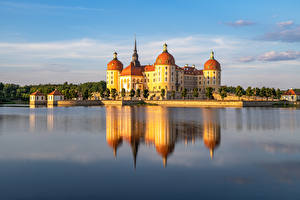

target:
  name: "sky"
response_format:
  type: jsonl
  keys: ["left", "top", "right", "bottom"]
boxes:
{"left": 0, "top": 0, "right": 299, "bottom": 88}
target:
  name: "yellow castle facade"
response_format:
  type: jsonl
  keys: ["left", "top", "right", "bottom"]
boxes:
{"left": 106, "top": 40, "right": 221, "bottom": 99}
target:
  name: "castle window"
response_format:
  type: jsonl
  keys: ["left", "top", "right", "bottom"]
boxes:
{"left": 159, "top": 86, "right": 161, "bottom": 89}
{"left": 165, "top": 77, "right": 167, "bottom": 82}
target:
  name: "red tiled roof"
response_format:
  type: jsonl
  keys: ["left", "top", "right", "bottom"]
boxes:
{"left": 204, "top": 59, "right": 221, "bottom": 71}
{"left": 48, "top": 89, "right": 63, "bottom": 95}
{"left": 120, "top": 62, "right": 144, "bottom": 76}
{"left": 155, "top": 51, "right": 175, "bottom": 65}
{"left": 107, "top": 58, "right": 123, "bottom": 71}
{"left": 144, "top": 64, "right": 155, "bottom": 72}
{"left": 30, "top": 90, "right": 44, "bottom": 96}
{"left": 183, "top": 66, "right": 203, "bottom": 75}
{"left": 283, "top": 89, "right": 300, "bottom": 95}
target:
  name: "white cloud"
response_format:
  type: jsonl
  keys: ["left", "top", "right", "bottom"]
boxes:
{"left": 261, "top": 25, "right": 300, "bottom": 42}
{"left": 277, "top": 20, "right": 294, "bottom": 27}
{"left": 258, "top": 50, "right": 300, "bottom": 61}
{"left": 0, "top": 35, "right": 300, "bottom": 88}
{"left": 225, "top": 20, "right": 255, "bottom": 27}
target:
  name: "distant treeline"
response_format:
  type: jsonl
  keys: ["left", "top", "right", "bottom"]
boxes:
{"left": 213, "top": 86, "right": 283, "bottom": 100}
{"left": 0, "top": 81, "right": 106, "bottom": 103}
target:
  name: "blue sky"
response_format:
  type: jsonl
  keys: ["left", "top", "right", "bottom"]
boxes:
{"left": 0, "top": 0, "right": 300, "bottom": 88}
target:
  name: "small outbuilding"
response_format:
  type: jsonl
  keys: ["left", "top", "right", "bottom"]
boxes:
{"left": 47, "top": 89, "right": 64, "bottom": 105}
{"left": 30, "top": 90, "right": 46, "bottom": 105}
{"left": 281, "top": 89, "right": 300, "bottom": 101}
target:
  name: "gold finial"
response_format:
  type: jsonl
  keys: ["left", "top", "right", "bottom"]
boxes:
{"left": 210, "top": 51, "right": 214, "bottom": 59}
{"left": 163, "top": 43, "right": 168, "bottom": 52}
{"left": 113, "top": 52, "right": 117, "bottom": 59}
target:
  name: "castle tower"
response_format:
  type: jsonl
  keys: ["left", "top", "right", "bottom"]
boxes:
{"left": 107, "top": 52, "right": 123, "bottom": 91}
{"left": 203, "top": 51, "right": 221, "bottom": 90}
{"left": 202, "top": 109, "right": 221, "bottom": 159}
{"left": 153, "top": 43, "right": 178, "bottom": 93}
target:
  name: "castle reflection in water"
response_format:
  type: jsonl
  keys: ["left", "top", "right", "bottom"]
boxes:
{"left": 106, "top": 106, "right": 220, "bottom": 168}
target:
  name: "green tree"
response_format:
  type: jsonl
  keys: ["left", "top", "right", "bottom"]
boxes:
{"left": 83, "top": 89, "right": 89, "bottom": 100}
{"left": 143, "top": 89, "right": 149, "bottom": 99}
{"left": 235, "top": 85, "right": 244, "bottom": 99}
{"left": 105, "top": 88, "right": 110, "bottom": 98}
{"left": 111, "top": 88, "right": 117, "bottom": 100}
{"left": 69, "top": 89, "right": 78, "bottom": 99}
{"left": 205, "top": 87, "right": 213, "bottom": 99}
{"left": 171, "top": 90, "right": 176, "bottom": 99}
{"left": 100, "top": 89, "right": 105, "bottom": 98}
{"left": 265, "top": 88, "right": 272, "bottom": 100}
{"left": 260, "top": 87, "right": 266, "bottom": 98}
{"left": 193, "top": 88, "right": 199, "bottom": 98}
{"left": 181, "top": 88, "right": 187, "bottom": 99}
{"left": 275, "top": 88, "right": 281, "bottom": 99}
{"left": 129, "top": 89, "right": 135, "bottom": 99}
{"left": 253, "top": 87, "right": 260, "bottom": 97}
{"left": 271, "top": 88, "right": 276, "bottom": 100}
{"left": 160, "top": 89, "right": 166, "bottom": 99}
{"left": 121, "top": 88, "right": 126, "bottom": 98}
{"left": 136, "top": 88, "right": 141, "bottom": 98}
{"left": 245, "top": 86, "right": 253, "bottom": 99}
{"left": 219, "top": 87, "right": 227, "bottom": 100}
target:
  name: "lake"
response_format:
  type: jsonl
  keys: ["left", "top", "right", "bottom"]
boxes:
{"left": 0, "top": 105, "right": 299, "bottom": 199}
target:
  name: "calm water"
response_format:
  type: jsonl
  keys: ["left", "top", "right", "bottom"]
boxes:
{"left": 0, "top": 106, "right": 300, "bottom": 199}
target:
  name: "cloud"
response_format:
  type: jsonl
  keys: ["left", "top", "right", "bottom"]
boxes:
{"left": 225, "top": 20, "right": 255, "bottom": 27}
{"left": 261, "top": 25, "right": 300, "bottom": 42}
{"left": 0, "top": 35, "right": 300, "bottom": 88}
{"left": 258, "top": 50, "right": 300, "bottom": 61}
{"left": 238, "top": 50, "right": 300, "bottom": 62}
{"left": 238, "top": 56, "right": 256, "bottom": 63}
{"left": 277, "top": 20, "right": 294, "bottom": 27}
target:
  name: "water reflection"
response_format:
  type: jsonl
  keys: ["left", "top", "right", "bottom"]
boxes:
{"left": 106, "top": 106, "right": 221, "bottom": 167}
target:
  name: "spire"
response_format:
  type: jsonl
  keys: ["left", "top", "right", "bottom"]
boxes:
{"left": 131, "top": 141, "right": 139, "bottom": 170}
{"left": 113, "top": 52, "right": 117, "bottom": 59}
{"left": 163, "top": 156, "right": 167, "bottom": 168}
{"left": 163, "top": 43, "right": 168, "bottom": 52}
{"left": 131, "top": 36, "right": 140, "bottom": 67}
{"left": 134, "top": 34, "right": 137, "bottom": 53}
{"left": 113, "top": 146, "right": 117, "bottom": 159}
{"left": 210, "top": 50, "right": 214, "bottom": 59}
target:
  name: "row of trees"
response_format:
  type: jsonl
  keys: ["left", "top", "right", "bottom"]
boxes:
{"left": 102, "top": 86, "right": 283, "bottom": 101}
{"left": 213, "top": 86, "right": 282, "bottom": 100}
{"left": 0, "top": 81, "right": 106, "bottom": 103}
{"left": 0, "top": 81, "right": 285, "bottom": 103}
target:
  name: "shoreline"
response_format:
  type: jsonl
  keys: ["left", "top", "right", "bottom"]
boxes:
{"left": 21, "top": 99, "right": 300, "bottom": 108}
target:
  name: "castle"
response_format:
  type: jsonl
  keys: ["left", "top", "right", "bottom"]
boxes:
{"left": 106, "top": 39, "right": 221, "bottom": 99}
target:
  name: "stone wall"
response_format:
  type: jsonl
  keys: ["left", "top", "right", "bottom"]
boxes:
{"left": 57, "top": 100, "right": 103, "bottom": 106}
{"left": 145, "top": 100, "right": 244, "bottom": 107}
{"left": 55, "top": 99, "right": 278, "bottom": 107}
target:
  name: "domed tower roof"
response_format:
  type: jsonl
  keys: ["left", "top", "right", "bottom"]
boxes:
{"left": 203, "top": 133, "right": 220, "bottom": 159}
{"left": 107, "top": 137, "right": 123, "bottom": 158}
{"left": 154, "top": 43, "right": 175, "bottom": 66}
{"left": 107, "top": 52, "right": 123, "bottom": 71}
{"left": 204, "top": 51, "right": 221, "bottom": 71}
{"left": 156, "top": 144, "right": 175, "bottom": 168}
